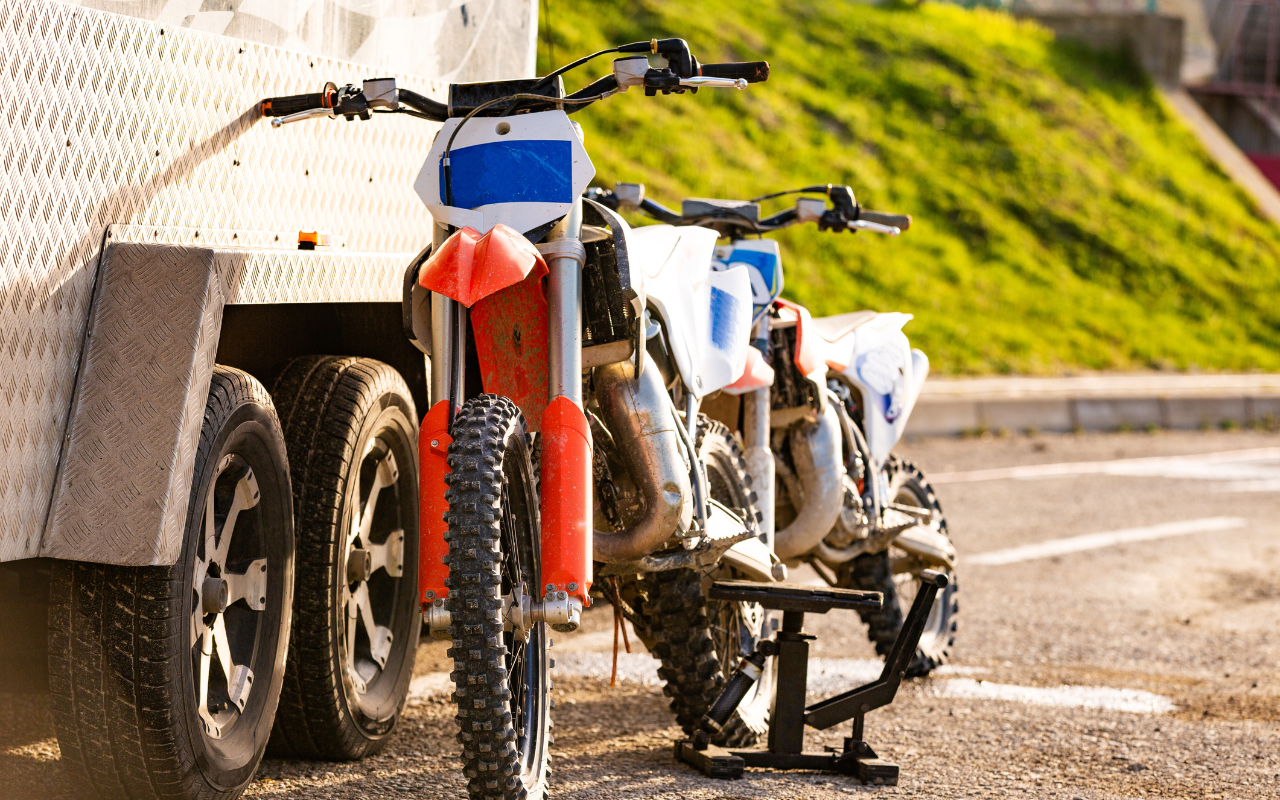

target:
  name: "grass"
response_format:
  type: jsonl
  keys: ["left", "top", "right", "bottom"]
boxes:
{"left": 538, "top": 0, "right": 1280, "bottom": 374}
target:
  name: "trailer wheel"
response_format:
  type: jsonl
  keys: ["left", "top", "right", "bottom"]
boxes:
{"left": 268, "top": 356, "right": 420, "bottom": 761}
{"left": 48, "top": 366, "right": 294, "bottom": 800}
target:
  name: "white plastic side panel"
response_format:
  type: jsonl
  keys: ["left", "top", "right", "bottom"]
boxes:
{"left": 837, "top": 312, "right": 921, "bottom": 465}
{"left": 630, "top": 225, "right": 750, "bottom": 398}
{"left": 703, "top": 266, "right": 753, "bottom": 395}
{"left": 414, "top": 110, "right": 595, "bottom": 234}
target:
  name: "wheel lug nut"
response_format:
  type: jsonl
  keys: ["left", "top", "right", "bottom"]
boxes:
{"left": 202, "top": 577, "right": 229, "bottom": 614}
{"left": 348, "top": 548, "right": 373, "bottom": 583}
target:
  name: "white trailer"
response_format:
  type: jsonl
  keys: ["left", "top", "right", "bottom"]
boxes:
{"left": 0, "top": 2, "right": 536, "bottom": 797}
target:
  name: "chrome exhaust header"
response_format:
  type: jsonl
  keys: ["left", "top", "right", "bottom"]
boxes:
{"left": 774, "top": 401, "right": 847, "bottom": 561}
{"left": 592, "top": 352, "right": 693, "bottom": 562}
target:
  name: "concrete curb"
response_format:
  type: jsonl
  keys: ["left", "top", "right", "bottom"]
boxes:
{"left": 906, "top": 374, "right": 1280, "bottom": 435}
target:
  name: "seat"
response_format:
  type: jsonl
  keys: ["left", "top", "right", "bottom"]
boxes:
{"left": 810, "top": 310, "right": 879, "bottom": 343}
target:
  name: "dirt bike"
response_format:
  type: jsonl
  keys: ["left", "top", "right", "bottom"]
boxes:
{"left": 264, "top": 40, "right": 775, "bottom": 800}
{"left": 587, "top": 181, "right": 960, "bottom": 676}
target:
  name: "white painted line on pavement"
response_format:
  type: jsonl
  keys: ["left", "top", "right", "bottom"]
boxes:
{"left": 968, "top": 516, "right": 1246, "bottom": 566}
{"left": 931, "top": 447, "right": 1280, "bottom": 484}
{"left": 934, "top": 678, "right": 1176, "bottom": 714}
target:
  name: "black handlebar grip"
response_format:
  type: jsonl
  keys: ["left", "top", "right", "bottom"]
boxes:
{"left": 859, "top": 210, "right": 912, "bottom": 231}
{"left": 700, "top": 61, "right": 770, "bottom": 83}
{"left": 261, "top": 92, "right": 326, "bottom": 117}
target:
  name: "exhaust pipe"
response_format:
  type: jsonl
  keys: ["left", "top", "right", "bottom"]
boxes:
{"left": 774, "top": 402, "right": 846, "bottom": 561}
{"left": 592, "top": 352, "right": 692, "bottom": 562}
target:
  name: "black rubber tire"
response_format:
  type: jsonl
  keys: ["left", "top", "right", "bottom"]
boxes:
{"left": 636, "top": 418, "right": 770, "bottom": 748}
{"left": 839, "top": 456, "right": 958, "bottom": 677}
{"left": 48, "top": 365, "right": 294, "bottom": 800}
{"left": 444, "top": 395, "right": 551, "bottom": 800}
{"left": 268, "top": 356, "right": 421, "bottom": 761}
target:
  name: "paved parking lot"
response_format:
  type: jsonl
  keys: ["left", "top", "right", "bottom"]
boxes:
{"left": 5, "top": 429, "right": 1280, "bottom": 799}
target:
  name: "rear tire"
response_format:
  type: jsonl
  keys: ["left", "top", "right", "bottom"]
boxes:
{"left": 840, "top": 456, "right": 958, "bottom": 677}
{"left": 48, "top": 366, "right": 294, "bottom": 800}
{"left": 444, "top": 395, "right": 551, "bottom": 800}
{"left": 269, "top": 356, "right": 421, "bottom": 760}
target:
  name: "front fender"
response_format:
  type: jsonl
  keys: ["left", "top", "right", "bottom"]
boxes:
{"left": 417, "top": 224, "right": 547, "bottom": 307}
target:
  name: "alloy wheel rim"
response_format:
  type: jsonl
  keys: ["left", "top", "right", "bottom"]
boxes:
{"left": 341, "top": 432, "right": 408, "bottom": 696}
{"left": 191, "top": 454, "right": 267, "bottom": 741}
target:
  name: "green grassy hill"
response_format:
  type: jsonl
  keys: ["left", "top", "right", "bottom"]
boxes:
{"left": 539, "top": 0, "right": 1280, "bottom": 374}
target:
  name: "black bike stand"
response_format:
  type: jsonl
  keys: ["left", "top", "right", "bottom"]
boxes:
{"left": 675, "top": 570, "right": 949, "bottom": 784}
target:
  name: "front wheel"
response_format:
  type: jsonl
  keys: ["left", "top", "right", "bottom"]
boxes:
{"left": 445, "top": 395, "right": 550, "bottom": 800}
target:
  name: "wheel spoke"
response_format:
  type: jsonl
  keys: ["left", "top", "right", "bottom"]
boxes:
{"left": 366, "top": 529, "right": 405, "bottom": 578}
{"left": 350, "top": 450, "right": 398, "bottom": 550}
{"left": 211, "top": 615, "right": 235, "bottom": 685}
{"left": 210, "top": 470, "right": 260, "bottom": 566}
{"left": 224, "top": 558, "right": 268, "bottom": 611}
{"left": 344, "top": 586, "right": 363, "bottom": 690}
{"left": 352, "top": 582, "right": 393, "bottom": 667}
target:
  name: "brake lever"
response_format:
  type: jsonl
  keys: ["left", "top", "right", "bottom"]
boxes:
{"left": 847, "top": 219, "right": 900, "bottom": 236}
{"left": 678, "top": 76, "right": 748, "bottom": 90}
{"left": 271, "top": 107, "right": 336, "bottom": 128}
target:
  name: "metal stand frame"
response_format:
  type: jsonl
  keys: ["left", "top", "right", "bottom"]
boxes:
{"left": 675, "top": 571, "right": 949, "bottom": 784}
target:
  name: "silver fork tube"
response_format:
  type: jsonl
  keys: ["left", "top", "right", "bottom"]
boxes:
{"left": 429, "top": 223, "right": 460, "bottom": 414}
{"left": 543, "top": 198, "right": 585, "bottom": 405}
{"left": 743, "top": 316, "right": 775, "bottom": 550}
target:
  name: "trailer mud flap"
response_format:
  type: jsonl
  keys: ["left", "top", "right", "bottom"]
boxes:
{"left": 539, "top": 396, "right": 592, "bottom": 606}
{"left": 419, "top": 400, "right": 452, "bottom": 606}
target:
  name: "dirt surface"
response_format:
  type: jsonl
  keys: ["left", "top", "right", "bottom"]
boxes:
{"left": 5, "top": 429, "right": 1280, "bottom": 798}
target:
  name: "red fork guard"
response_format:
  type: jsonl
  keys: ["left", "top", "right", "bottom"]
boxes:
{"left": 418, "top": 400, "right": 452, "bottom": 607}
{"left": 539, "top": 396, "right": 593, "bottom": 606}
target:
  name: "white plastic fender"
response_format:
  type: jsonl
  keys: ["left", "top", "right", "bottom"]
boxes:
{"left": 415, "top": 110, "right": 595, "bottom": 234}
{"left": 629, "top": 225, "right": 753, "bottom": 398}
{"left": 829, "top": 312, "right": 929, "bottom": 466}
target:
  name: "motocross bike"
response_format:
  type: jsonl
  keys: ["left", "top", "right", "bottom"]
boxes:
{"left": 588, "top": 181, "right": 960, "bottom": 676}
{"left": 264, "top": 40, "right": 777, "bottom": 800}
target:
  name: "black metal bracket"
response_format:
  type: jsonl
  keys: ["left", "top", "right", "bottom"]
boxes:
{"left": 675, "top": 570, "right": 949, "bottom": 784}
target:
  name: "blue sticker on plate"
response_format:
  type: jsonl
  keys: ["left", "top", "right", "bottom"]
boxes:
{"left": 441, "top": 140, "right": 573, "bottom": 209}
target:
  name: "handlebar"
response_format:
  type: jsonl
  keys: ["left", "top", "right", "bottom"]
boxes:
{"left": 262, "top": 91, "right": 329, "bottom": 117}
{"left": 588, "top": 182, "right": 910, "bottom": 238}
{"left": 857, "top": 210, "right": 911, "bottom": 231}
{"left": 700, "top": 61, "right": 770, "bottom": 83}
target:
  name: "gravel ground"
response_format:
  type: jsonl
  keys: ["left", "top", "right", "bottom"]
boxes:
{"left": 4, "top": 429, "right": 1280, "bottom": 799}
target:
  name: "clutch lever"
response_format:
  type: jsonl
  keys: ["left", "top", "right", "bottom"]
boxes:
{"left": 678, "top": 76, "right": 748, "bottom": 90}
{"left": 848, "top": 218, "right": 900, "bottom": 236}
{"left": 271, "top": 107, "right": 335, "bottom": 128}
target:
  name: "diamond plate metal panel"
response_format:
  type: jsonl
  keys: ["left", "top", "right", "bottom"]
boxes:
{"left": 216, "top": 247, "right": 408, "bottom": 304}
{"left": 0, "top": 0, "right": 462, "bottom": 562}
{"left": 43, "top": 243, "right": 220, "bottom": 565}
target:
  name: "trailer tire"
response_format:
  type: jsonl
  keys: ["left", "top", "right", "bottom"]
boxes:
{"left": 268, "top": 356, "right": 420, "bottom": 761}
{"left": 48, "top": 365, "right": 295, "bottom": 800}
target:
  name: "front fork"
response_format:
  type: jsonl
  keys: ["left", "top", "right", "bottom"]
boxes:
{"left": 420, "top": 200, "right": 593, "bottom": 625}
{"left": 743, "top": 316, "right": 775, "bottom": 553}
